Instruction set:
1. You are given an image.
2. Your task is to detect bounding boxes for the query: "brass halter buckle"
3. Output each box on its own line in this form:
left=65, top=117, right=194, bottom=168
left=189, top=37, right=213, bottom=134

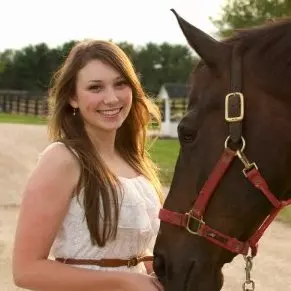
left=225, top=92, right=245, bottom=122
left=185, top=212, right=205, bottom=235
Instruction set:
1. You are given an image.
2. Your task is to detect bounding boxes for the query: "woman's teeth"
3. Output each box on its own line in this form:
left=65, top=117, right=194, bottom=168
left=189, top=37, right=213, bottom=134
left=97, top=108, right=122, bottom=116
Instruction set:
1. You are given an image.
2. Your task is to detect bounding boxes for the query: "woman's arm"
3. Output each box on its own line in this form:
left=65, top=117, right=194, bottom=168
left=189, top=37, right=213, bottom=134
left=143, top=249, right=154, bottom=274
left=12, top=143, right=127, bottom=291
left=144, top=261, right=154, bottom=275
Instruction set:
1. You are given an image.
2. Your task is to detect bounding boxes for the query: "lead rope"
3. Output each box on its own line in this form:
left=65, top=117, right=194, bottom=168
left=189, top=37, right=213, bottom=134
left=242, top=256, right=255, bottom=291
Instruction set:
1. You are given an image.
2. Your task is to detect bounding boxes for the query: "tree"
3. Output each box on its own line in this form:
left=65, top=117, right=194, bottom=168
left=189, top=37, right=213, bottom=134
left=0, top=40, right=197, bottom=94
left=211, top=0, right=291, bottom=37
left=135, top=42, right=197, bottom=96
left=117, top=41, right=138, bottom=64
left=10, top=43, right=55, bottom=91
left=0, top=49, right=15, bottom=88
left=134, top=42, right=163, bottom=95
left=58, top=41, right=77, bottom=61
left=158, top=43, right=195, bottom=87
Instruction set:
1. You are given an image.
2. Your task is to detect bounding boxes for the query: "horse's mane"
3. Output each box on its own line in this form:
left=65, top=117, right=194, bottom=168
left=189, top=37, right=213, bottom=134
left=224, top=18, right=291, bottom=99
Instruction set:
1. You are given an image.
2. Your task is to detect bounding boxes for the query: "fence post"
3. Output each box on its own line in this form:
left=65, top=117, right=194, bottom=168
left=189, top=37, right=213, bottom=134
left=25, top=97, right=29, bottom=115
left=16, top=96, right=20, bottom=113
left=34, top=97, right=39, bottom=116
left=160, top=98, right=171, bottom=136
left=9, top=95, right=13, bottom=113
left=3, top=95, right=7, bottom=112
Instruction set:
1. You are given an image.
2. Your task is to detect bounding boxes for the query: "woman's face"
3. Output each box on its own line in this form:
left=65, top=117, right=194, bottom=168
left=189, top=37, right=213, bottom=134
left=71, top=59, right=133, bottom=135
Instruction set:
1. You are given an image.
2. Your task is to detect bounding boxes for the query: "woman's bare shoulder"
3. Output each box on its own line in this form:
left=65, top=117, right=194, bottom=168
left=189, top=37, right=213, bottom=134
left=34, top=142, right=81, bottom=185
left=38, top=142, right=79, bottom=165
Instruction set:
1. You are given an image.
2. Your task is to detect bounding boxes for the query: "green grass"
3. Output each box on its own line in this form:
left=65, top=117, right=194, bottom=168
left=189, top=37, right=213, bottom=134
left=0, top=113, right=48, bottom=124
left=148, top=138, right=180, bottom=186
left=278, top=207, right=291, bottom=224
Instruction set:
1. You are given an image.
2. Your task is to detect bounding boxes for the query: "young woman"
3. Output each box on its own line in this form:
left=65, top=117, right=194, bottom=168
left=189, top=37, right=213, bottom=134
left=12, top=39, right=164, bottom=291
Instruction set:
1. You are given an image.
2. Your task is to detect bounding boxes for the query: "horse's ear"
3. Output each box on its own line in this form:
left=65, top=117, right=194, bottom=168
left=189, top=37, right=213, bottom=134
left=171, top=9, right=228, bottom=68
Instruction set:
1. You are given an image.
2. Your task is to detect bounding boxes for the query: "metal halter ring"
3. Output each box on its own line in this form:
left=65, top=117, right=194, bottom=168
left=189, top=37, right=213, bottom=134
left=224, top=136, right=246, bottom=152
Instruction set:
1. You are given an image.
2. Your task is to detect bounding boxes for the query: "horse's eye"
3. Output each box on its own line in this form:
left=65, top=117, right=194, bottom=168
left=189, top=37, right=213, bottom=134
left=178, top=122, right=197, bottom=144
left=179, top=130, right=196, bottom=144
left=183, top=134, right=194, bottom=143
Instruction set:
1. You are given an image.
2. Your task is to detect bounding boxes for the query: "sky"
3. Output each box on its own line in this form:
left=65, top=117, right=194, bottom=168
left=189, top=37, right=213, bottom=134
left=0, top=0, right=226, bottom=52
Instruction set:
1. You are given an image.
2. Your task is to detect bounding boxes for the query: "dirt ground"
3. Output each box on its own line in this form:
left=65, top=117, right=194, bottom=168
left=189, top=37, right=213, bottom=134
left=0, top=123, right=290, bottom=291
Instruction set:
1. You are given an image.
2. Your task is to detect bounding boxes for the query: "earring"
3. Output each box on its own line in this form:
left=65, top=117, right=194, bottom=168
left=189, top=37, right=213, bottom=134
left=73, top=108, right=76, bottom=116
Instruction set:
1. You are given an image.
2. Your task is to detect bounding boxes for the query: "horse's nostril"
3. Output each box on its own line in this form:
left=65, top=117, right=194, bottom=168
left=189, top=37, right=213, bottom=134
left=153, top=253, right=166, bottom=279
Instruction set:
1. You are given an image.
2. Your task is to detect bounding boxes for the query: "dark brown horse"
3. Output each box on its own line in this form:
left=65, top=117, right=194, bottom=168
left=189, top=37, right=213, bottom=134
left=153, top=9, right=291, bottom=291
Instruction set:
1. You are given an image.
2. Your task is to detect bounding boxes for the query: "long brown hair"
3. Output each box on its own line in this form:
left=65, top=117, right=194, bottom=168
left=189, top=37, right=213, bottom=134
left=48, top=40, right=163, bottom=246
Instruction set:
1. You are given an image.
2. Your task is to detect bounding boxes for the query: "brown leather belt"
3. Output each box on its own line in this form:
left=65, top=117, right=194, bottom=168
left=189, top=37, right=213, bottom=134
left=55, top=255, right=153, bottom=268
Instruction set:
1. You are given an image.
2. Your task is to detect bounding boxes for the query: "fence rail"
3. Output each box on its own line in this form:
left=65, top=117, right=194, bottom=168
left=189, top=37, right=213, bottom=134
left=169, top=98, right=188, bottom=121
left=0, top=91, right=48, bottom=116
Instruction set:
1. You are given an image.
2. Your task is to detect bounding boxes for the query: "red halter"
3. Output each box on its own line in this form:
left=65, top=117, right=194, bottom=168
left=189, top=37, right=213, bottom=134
left=159, top=146, right=291, bottom=257
left=159, top=48, right=291, bottom=257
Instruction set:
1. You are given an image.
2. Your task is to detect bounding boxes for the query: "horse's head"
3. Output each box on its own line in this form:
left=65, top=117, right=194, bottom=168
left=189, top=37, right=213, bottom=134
left=153, top=10, right=291, bottom=291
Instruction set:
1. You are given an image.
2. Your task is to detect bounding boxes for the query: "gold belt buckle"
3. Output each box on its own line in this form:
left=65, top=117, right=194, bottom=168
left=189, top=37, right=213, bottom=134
left=127, top=257, right=139, bottom=268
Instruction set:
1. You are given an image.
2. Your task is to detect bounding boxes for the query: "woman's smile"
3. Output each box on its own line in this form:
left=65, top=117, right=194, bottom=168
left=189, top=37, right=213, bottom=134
left=96, top=107, right=123, bottom=118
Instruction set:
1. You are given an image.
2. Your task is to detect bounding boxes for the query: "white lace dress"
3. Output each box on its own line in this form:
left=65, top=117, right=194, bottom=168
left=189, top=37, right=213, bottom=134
left=50, top=174, right=161, bottom=274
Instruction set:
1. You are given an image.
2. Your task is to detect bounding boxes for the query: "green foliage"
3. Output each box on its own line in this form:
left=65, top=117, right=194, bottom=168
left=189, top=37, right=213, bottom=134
left=0, top=40, right=198, bottom=96
left=135, top=42, right=196, bottom=96
left=211, top=0, right=291, bottom=37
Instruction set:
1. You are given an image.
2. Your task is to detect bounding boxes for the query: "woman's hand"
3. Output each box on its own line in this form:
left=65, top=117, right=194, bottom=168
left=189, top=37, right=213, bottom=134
left=144, top=261, right=154, bottom=274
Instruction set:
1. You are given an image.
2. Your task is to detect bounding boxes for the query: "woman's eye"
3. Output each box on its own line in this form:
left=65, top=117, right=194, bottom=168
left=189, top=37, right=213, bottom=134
left=115, top=80, right=128, bottom=88
left=89, top=85, right=102, bottom=92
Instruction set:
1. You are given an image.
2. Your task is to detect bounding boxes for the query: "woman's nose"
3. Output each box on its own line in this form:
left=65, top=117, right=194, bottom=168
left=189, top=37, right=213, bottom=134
left=103, top=87, right=118, bottom=104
